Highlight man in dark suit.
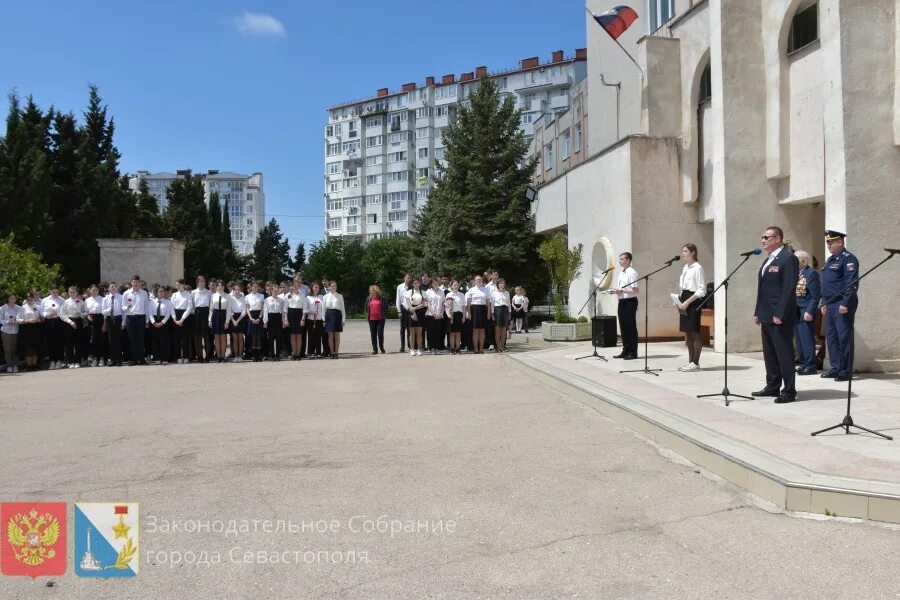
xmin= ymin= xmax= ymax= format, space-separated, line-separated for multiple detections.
xmin=751 ymin=226 xmax=800 ymax=403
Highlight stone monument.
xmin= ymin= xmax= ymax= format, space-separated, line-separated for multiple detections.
xmin=97 ymin=238 xmax=185 ymax=286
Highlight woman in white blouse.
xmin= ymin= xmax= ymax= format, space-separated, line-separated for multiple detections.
xmin=229 ymin=281 xmax=247 ymax=362
xmin=209 ymin=281 xmax=233 ymax=362
xmin=305 ymin=282 xmax=325 ymax=358
xmin=17 ymin=291 xmax=42 ymax=371
xmin=323 ymin=280 xmax=346 ymax=359
xmin=465 ymin=275 xmax=491 ymax=354
xmin=674 ymin=243 xmax=706 ymax=371
xmin=404 ymin=278 xmax=427 ymax=356
xmin=490 ymin=279 xmax=512 ymax=352
xmin=2 ymin=293 xmax=20 ymax=373
xmin=445 ymin=280 xmax=466 ymax=355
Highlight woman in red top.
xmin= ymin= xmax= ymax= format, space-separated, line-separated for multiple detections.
xmin=366 ymin=285 xmax=386 ymax=355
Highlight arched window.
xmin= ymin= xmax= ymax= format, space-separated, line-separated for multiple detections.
xmin=787 ymin=2 xmax=818 ymax=54
xmin=698 ymin=63 xmax=712 ymax=105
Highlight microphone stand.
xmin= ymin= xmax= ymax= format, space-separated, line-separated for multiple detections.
xmin=696 ymin=254 xmax=754 ymax=406
xmin=620 ymin=259 xmax=679 ymax=376
xmin=811 ymin=249 xmax=895 ymax=440
xmin=575 ymin=265 xmax=614 ymax=361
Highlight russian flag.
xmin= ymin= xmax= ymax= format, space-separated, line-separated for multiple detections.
xmin=593 ymin=5 xmax=639 ymax=40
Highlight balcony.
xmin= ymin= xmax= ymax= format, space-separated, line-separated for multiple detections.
xmin=550 ymin=95 xmax=570 ymax=111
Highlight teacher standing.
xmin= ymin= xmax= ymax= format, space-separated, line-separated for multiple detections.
xmin=674 ymin=244 xmax=706 ymax=372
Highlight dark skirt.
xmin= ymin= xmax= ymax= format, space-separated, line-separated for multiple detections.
xmin=324 ymin=308 xmax=343 ymax=333
xmin=678 ymin=289 xmax=702 ymax=333
xmin=450 ymin=311 xmax=463 ymax=333
xmin=19 ymin=322 xmax=41 ymax=353
xmin=267 ymin=313 xmax=283 ymax=332
xmin=247 ymin=310 xmax=264 ymax=344
xmin=211 ymin=309 xmax=228 ymax=335
xmin=287 ymin=308 xmax=305 ymax=333
xmin=410 ymin=307 xmax=426 ymax=328
xmin=194 ymin=307 xmax=210 ymax=336
xmin=494 ymin=305 xmax=510 ymax=327
xmin=470 ymin=305 xmax=488 ymax=329
xmin=231 ymin=316 xmax=247 ymax=335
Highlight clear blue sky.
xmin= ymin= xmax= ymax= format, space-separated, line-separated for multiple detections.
xmin=0 ymin=0 xmax=586 ymax=251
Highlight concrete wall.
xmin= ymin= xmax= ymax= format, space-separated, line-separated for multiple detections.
xmin=786 ymin=43 xmax=825 ymax=203
xmin=98 ymin=239 xmax=185 ymax=287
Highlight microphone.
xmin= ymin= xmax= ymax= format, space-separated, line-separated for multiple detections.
xmin=664 ymin=256 xmax=680 ymax=266
xmin=885 ymin=248 xmax=900 ymax=255
xmin=740 ymin=248 xmax=763 ymax=257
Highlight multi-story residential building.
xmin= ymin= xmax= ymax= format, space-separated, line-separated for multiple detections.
xmin=531 ymin=0 xmax=899 ymax=371
xmin=128 ymin=169 xmax=265 ymax=255
xmin=529 ymin=75 xmax=589 ymax=187
xmin=324 ymin=49 xmax=587 ymax=242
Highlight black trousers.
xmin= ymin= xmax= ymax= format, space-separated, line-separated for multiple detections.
xmin=172 ymin=310 xmax=191 ymax=360
xmin=368 ymin=319 xmax=385 ymax=351
xmin=307 ymin=320 xmax=323 ymax=355
xmin=45 ymin=318 xmax=65 ymax=361
xmin=88 ymin=315 xmax=105 ymax=359
xmin=617 ymin=298 xmax=639 ymax=355
xmin=152 ymin=320 xmax=171 ymax=362
xmin=106 ymin=316 xmax=122 ymax=364
xmin=64 ymin=318 xmax=83 ymax=364
xmin=399 ymin=307 xmax=410 ymax=350
xmin=126 ymin=315 xmax=147 ymax=364
xmin=427 ymin=316 xmax=445 ymax=350
xmin=761 ymin=321 xmax=796 ymax=395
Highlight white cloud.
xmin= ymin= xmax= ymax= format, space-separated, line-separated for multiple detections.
xmin=233 ymin=12 xmax=287 ymax=37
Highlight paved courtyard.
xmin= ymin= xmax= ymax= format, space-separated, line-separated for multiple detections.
xmin=1 ymin=320 xmax=898 ymax=599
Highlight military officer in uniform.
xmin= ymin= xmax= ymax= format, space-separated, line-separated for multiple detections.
xmin=820 ymin=230 xmax=858 ymax=382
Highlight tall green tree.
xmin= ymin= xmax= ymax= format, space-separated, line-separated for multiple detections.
xmin=164 ymin=172 xmax=225 ymax=278
xmin=290 ymin=241 xmax=306 ymax=275
xmin=130 ymin=179 xmax=166 ymax=238
xmin=208 ymin=190 xmax=222 ymax=234
xmin=0 ymin=234 xmax=62 ymax=297
xmin=414 ymin=75 xmax=539 ymax=287
xmin=305 ymin=237 xmax=368 ymax=310
xmin=362 ymin=235 xmax=414 ymax=300
xmin=248 ymin=218 xmax=291 ymax=282
xmin=221 ymin=200 xmax=233 ymax=250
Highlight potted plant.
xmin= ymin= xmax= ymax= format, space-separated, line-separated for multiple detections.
xmin=538 ymin=232 xmax=591 ymax=341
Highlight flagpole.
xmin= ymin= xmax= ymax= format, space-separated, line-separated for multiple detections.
xmin=584 ymin=6 xmax=644 ymax=78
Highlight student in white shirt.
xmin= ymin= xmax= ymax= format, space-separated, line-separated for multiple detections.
xmin=608 ymin=252 xmax=640 ymax=359
xmin=425 ymin=279 xmax=446 ymax=354
xmin=305 ymin=282 xmax=325 ymax=358
xmin=284 ymin=279 xmax=307 ymax=360
xmin=512 ymin=286 xmax=529 ymax=334
xmin=2 ymin=293 xmax=20 ymax=372
xmin=263 ymin=282 xmax=287 ymax=360
xmin=445 ymin=281 xmax=466 ymax=355
xmin=41 ymin=284 xmax=66 ymax=369
xmin=323 ymin=280 xmax=346 ymax=359
xmin=245 ymin=281 xmax=266 ymax=362
xmin=150 ymin=285 xmax=174 ymax=365
xmin=170 ymin=279 xmax=194 ymax=364
xmin=396 ymin=274 xmax=412 ymax=353
xmin=209 ymin=280 xmax=233 ymax=362
xmin=60 ymin=286 xmax=86 ymax=368
xmin=404 ymin=278 xmax=427 ymax=356
xmin=490 ymin=279 xmax=512 ymax=352
xmin=17 ymin=291 xmax=42 ymax=371
xmin=102 ymin=282 xmax=125 ymax=367
xmin=122 ymin=275 xmax=151 ymax=366
xmin=229 ymin=281 xmax=247 ymax=362
xmin=465 ymin=276 xmax=491 ymax=354
xmin=83 ymin=284 xmax=105 ymax=366
xmin=192 ymin=275 xmax=212 ymax=362
xmin=674 ymin=243 xmax=707 ymax=371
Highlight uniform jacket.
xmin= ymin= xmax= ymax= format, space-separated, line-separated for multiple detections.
xmin=755 ymin=247 xmax=799 ymax=323
xmin=796 ymin=265 xmax=821 ymax=317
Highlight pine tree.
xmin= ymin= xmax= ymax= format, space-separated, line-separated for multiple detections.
xmin=290 ymin=241 xmax=306 ymax=275
xmin=164 ymin=172 xmax=224 ymax=278
xmin=414 ymin=75 xmax=538 ymax=286
xmin=208 ymin=190 xmax=222 ymax=234
xmin=221 ymin=200 xmax=233 ymax=250
xmin=248 ymin=219 xmax=291 ymax=282
xmin=131 ymin=179 xmax=165 ymax=238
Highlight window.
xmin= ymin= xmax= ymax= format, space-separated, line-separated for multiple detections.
xmin=366 ymin=156 xmax=381 ymax=166
xmin=524 ymin=93 xmax=535 ymax=110
xmin=326 ymin=125 xmax=334 ymax=137
xmin=366 ymin=174 xmax=381 ymax=185
xmin=367 ymin=117 xmax=382 ymax=128
xmin=328 ymin=216 xmax=342 ymax=230
xmin=787 ymin=3 xmax=818 ymax=53
xmin=388 ymin=210 xmax=408 ymax=222
xmin=434 ymin=147 xmax=445 ymax=160
xmin=341 ymin=140 xmax=360 ymax=153
xmin=416 ymin=188 xmax=429 ymax=201
xmin=415 ymin=107 xmax=431 ymax=118
xmin=389 ymin=111 xmax=408 ymax=122
xmin=367 ymin=213 xmax=378 ymax=224
xmin=366 ymin=194 xmax=382 ymax=205
xmin=436 ymin=85 xmax=456 ymax=99
xmin=327 ymin=161 xmax=341 ymax=174
xmin=574 ymin=123 xmax=582 ymax=152
xmin=386 ymin=170 xmax=409 ymax=183
xmin=648 ymin=0 xmax=674 ymax=32
xmin=388 ymin=131 xmax=409 ymax=144
xmin=388 ymin=151 xmax=407 ymax=163
xmin=327 ymin=143 xmax=340 ymax=156
xmin=417 ymin=127 xmax=429 ymax=139
xmin=499 ymin=77 xmax=507 ymax=90
xmin=366 ymin=135 xmax=383 ymax=148
xmin=544 ymin=142 xmax=553 ymax=171
xmin=343 ymin=178 xmax=359 ymax=189
xmin=328 ymin=182 xmax=340 ymax=193
xmin=418 ymin=147 xmax=429 ymax=159
xmin=698 ymin=63 xmax=712 ymax=104
xmin=347 ymin=215 xmax=360 ymax=226
xmin=388 ymin=191 xmax=408 ymax=205
xmin=561 ymin=131 xmax=570 ymax=160
xmin=335 ymin=123 xmax=342 ymax=135
xmin=522 ymin=113 xmax=534 ymax=124
xmin=327 ymin=198 xmax=343 ymax=211
xmin=435 ymin=105 xmax=455 ymax=118
xmin=417 ymin=167 xmax=429 ymax=180
xmin=348 ymin=121 xmax=357 ymax=132
xmin=346 ymin=197 xmax=361 ymax=208
xmin=246 ymin=218 xmax=253 ymax=226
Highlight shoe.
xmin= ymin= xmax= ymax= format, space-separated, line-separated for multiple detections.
xmin=820 ymin=371 xmax=838 ymax=379
xmin=12 ymin=366 xmax=18 ymax=373
xmin=623 ymin=354 xmax=638 ymax=361
xmin=613 ymin=352 xmax=627 ymax=359
xmin=677 ymin=363 xmax=691 ymax=371
xmin=380 ymin=348 xmax=385 ymax=354
xmin=410 ymin=349 xmax=416 ymax=356
xmin=70 ymin=363 xmax=79 ymax=369
xmin=372 ymin=351 xmax=378 ymax=355
xmin=835 ymin=375 xmax=851 ymax=382
xmin=416 ymin=349 xmax=423 ymax=356
xmin=774 ymin=393 xmax=797 ymax=404
xmin=681 ymin=362 xmax=699 ymax=371
xmin=797 ymin=367 xmax=817 ymax=376
xmin=98 ymin=359 xmax=105 ymax=367
xmin=751 ymin=388 xmax=780 ymax=397
xmin=400 ymin=347 xmax=406 ymax=353
xmin=5 ymin=367 xmax=10 ymax=374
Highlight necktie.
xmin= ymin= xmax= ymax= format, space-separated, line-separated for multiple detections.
xmin=156 ymin=301 xmax=161 ymax=317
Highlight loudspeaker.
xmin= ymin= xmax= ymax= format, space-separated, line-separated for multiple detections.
xmin=592 ymin=316 xmax=617 ymax=347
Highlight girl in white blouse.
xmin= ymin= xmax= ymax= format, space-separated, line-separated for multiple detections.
xmin=229 ymin=281 xmax=247 ymax=362
xmin=465 ymin=276 xmax=491 ymax=354
xmin=209 ymin=281 xmax=233 ymax=362
xmin=305 ymin=282 xmax=325 ymax=358
xmin=404 ymin=278 xmax=427 ymax=356
xmin=84 ymin=284 xmax=105 ymax=366
xmin=2 ymin=293 xmax=19 ymax=372
xmin=263 ymin=282 xmax=287 ymax=360
xmin=490 ymin=279 xmax=512 ymax=352
xmin=445 ymin=281 xmax=466 ymax=354
xmin=674 ymin=243 xmax=707 ymax=371
xmin=245 ymin=281 xmax=266 ymax=361
xmin=17 ymin=291 xmax=42 ymax=371
xmin=285 ymin=279 xmax=307 ymax=360
xmin=192 ymin=275 xmax=212 ymax=362
xmin=324 ymin=280 xmax=346 ymax=358
xmin=60 ymin=286 xmax=86 ymax=368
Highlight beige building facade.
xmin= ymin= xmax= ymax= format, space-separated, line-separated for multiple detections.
xmin=533 ymin=0 xmax=899 ymax=372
